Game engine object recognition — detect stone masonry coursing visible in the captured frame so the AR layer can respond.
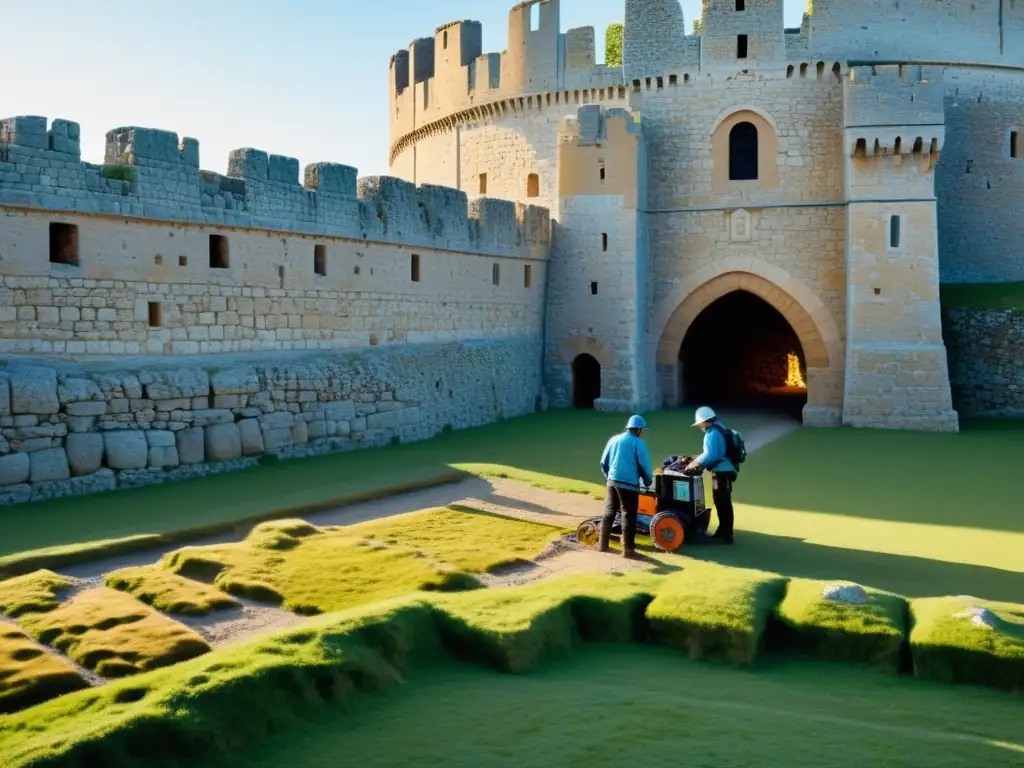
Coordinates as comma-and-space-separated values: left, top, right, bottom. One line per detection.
386, 0, 1024, 431
0, 339, 540, 506
0, 116, 550, 358
943, 309, 1024, 418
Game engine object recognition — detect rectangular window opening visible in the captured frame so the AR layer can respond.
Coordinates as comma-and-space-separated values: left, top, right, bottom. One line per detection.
492, 263, 500, 285
209, 234, 229, 269
179, 255, 188, 267
314, 244, 327, 276
147, 301, 162, 328
524, 264, 532, 288
526, 173, 540, 198
411, 253, 421, 282
589, 281, 598, 295
737, 35, 748, 59
601, 233, 608, 251
1012, 131, 1019, 158
889, 215, 902, 249
479, 172, 488, 194
599, 166, 606, 181
154, 254, 163, 266
49, 222, 79, 266
736, 0, 745, 9
530, 3, 540, 31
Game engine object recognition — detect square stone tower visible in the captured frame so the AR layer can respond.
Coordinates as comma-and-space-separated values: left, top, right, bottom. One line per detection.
842, 65, 959, 431
545, 106, 653, 411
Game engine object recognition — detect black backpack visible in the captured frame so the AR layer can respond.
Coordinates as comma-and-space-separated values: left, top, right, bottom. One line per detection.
713, 424, 747, 472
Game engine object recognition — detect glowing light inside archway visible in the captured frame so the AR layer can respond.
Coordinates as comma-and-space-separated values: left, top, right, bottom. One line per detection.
785, 352, 807, 389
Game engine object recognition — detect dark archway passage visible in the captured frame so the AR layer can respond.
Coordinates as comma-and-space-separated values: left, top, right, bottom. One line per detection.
679, 290, 807, 417
571, 354, 601, 409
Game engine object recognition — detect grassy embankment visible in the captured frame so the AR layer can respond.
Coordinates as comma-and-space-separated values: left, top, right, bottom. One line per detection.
0, 566, 1020, 767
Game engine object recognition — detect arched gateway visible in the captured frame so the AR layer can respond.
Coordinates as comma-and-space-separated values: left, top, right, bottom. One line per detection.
649, 264, 844, 426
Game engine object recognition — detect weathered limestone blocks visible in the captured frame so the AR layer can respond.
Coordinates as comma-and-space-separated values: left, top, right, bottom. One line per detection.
0, 337, 541, 505
0, 116, 551, 260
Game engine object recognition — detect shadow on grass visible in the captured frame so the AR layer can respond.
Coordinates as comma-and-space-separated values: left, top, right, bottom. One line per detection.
681, 530, 1024, 603
0, 409, 762, 561
735, 420, 1024, 534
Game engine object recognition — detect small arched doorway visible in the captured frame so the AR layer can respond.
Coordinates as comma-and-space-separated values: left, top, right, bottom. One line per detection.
571, 354, 601, 409
679, 290, 807, 417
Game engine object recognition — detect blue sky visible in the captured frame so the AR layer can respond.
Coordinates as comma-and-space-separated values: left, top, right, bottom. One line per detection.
3, 1, 808, 178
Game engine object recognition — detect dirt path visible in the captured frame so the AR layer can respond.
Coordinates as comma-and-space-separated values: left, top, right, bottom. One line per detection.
51, 415, 799, 652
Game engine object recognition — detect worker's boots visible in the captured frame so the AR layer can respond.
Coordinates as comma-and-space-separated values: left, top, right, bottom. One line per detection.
622, 518, 638, 559
598, 520, 611, 553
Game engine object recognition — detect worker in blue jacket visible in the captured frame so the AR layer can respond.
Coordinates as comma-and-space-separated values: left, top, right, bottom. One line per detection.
686, 406, 737, 544
599, 414, 655, 558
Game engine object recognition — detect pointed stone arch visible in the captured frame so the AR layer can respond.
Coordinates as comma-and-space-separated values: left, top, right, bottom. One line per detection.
647, 258, 843, 425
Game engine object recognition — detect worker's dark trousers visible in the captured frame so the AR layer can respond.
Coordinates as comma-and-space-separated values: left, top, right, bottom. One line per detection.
712, 471, 738, 539
601, 485, 639, 552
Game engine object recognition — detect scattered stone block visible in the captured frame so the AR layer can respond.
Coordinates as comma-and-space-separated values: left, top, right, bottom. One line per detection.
822, 583, 868, 604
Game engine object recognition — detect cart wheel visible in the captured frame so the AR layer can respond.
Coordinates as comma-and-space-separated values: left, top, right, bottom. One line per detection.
576, 519, 601, 548
650, 512, 685, 552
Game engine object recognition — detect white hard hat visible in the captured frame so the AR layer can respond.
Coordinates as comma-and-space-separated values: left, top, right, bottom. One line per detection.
692, 406, 716, 426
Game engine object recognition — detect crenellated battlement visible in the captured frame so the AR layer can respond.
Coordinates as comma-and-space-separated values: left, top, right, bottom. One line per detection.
843, 65, 945, 159
389, 0, 624, 153
0, 116, 549, 260
391, 0, 1024, 163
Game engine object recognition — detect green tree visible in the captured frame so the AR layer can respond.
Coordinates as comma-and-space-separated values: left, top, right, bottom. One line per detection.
693, 17, 703, 34
605, 23, 623, 67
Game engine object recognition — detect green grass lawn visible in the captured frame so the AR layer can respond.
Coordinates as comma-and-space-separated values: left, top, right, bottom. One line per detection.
2, 410, 1023, 605
685, 420, 1024, 602
158, 507, 563, 616
0, 626, 88, 715
2, 569, 1021, 767
218, 646, 1023, 768
0, 409, 764, 573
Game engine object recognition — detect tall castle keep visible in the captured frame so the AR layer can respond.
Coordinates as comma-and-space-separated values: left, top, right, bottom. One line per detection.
390, 0, 1024, 432
2, 0, 1023, 503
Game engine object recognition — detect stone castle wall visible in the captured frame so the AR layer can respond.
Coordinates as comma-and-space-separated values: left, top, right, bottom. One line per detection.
0, 116, 551, 359
944, 308, 1024, 418
0, 338, 540, 506
0, 114, 556, 505
391, 1, 1024, 288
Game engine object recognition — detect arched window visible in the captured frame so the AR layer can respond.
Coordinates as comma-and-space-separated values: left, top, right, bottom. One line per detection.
729, 121, 758, 181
